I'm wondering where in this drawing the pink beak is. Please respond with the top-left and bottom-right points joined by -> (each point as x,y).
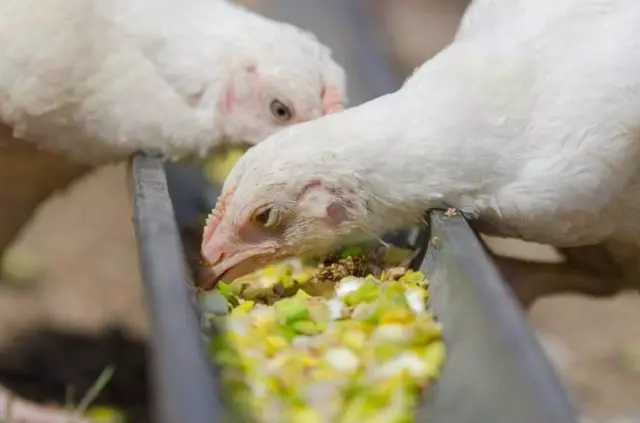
200,243 -> 268,290
322,85 -> 344,114
200,219 -> 275,290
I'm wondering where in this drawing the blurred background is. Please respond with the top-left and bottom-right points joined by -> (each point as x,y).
0,1 -> 639,422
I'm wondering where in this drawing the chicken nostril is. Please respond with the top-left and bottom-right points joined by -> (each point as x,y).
201,249 -> 225,267
211,251 -> 225,266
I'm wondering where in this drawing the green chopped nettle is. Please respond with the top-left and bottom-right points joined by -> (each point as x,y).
340,244 -> 366,259
275,297 -> 310,324
199,246 -> 445,423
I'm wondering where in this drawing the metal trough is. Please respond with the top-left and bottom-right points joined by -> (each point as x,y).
130,1 -> 580,422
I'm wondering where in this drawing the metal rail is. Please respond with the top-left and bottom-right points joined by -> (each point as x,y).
419,212 -> 578,423
131,153 -> 226,423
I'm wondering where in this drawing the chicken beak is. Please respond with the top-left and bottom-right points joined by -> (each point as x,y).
200,237 -> 273,290
321,85 -> 344,115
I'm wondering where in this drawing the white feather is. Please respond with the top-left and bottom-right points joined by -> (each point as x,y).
0,0 -> 346,164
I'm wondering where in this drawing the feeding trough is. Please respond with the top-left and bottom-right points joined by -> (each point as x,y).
130,1 -> 580,422
132,156 -> 578,423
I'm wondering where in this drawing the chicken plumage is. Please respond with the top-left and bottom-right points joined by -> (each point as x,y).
201,0 -> 640,305
0,0 -> 346,163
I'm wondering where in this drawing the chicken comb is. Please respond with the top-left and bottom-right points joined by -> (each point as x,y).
322,85 -> 343,114
202,185 -> 236,249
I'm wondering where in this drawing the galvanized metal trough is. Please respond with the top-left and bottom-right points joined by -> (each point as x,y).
130,1 -> 580,422
131,157 -> 579,423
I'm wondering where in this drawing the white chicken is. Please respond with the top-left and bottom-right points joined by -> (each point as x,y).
200,0 -> 640,305
0,0 -> 346,269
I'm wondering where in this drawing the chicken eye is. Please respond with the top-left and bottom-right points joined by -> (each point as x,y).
269,99 -> 293,123
253,207 -> 280,228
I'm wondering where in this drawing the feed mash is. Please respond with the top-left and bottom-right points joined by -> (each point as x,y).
198,149 -> 445,422
198,255 -> 445,422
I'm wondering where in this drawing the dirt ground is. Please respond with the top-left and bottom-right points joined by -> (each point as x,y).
0,1 -> 639,423
0,164 -> 150,421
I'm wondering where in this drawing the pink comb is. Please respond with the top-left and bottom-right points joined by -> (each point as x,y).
322,85 -> 344,114
202,185 -> 236,250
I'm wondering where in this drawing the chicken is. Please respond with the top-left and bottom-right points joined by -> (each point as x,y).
200,0 -> 640,306
0,0 -> 346,162
0,0 -> 346,271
